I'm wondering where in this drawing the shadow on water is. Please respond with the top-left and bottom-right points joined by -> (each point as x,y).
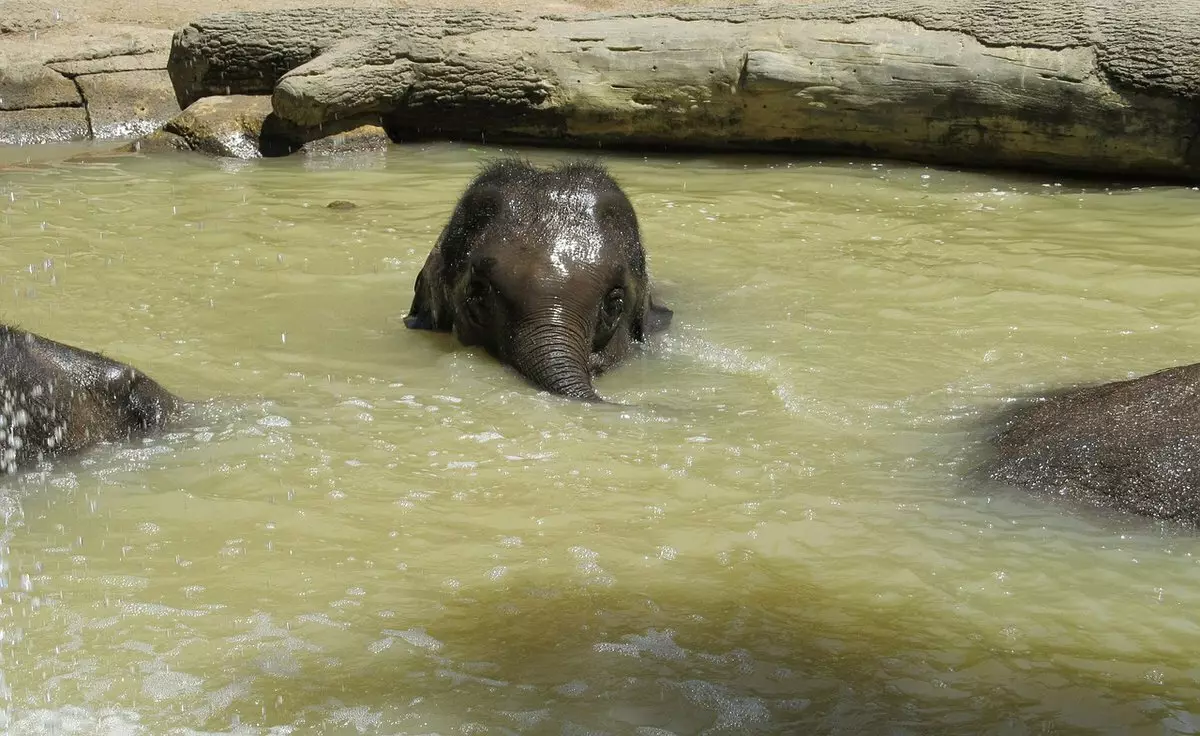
174,559 -> 1200,736
378,130 -> 1200,193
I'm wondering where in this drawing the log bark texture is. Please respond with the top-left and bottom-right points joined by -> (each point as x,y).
167,1 -> 1200,178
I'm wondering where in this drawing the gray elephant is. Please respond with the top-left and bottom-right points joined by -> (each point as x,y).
0,324 -> 180,474
404,159 -> 673,401
983,361 -> 1200,525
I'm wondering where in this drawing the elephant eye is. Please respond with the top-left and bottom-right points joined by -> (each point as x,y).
465,275 -> 494,325
602,287 -> 625,318
594,287 -> 626,349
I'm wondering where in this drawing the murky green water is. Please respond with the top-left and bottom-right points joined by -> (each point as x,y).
1,142 -> 1199,734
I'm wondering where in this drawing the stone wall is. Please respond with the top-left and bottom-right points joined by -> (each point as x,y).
0,23 -> 180,145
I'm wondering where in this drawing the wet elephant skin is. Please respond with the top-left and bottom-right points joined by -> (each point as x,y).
0,324 -> 181,474
984,361 -> 1200,525
405,159 -> 672,401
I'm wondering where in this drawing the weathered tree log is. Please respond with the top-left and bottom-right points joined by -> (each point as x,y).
166,2 -> 1200,179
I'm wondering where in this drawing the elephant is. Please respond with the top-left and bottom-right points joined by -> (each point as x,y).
0,324 -> 181,474
404,158 -> 673,401
982,361 -> 1200,525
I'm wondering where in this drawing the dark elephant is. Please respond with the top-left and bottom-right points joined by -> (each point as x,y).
405,159 -> 673,401
983,361 -> 1200,524
0,324 -> 180,474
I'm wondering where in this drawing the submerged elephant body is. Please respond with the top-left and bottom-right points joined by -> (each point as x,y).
405,159 -> 672,400
984,361 -> 1200,524
0,325 -> 180,473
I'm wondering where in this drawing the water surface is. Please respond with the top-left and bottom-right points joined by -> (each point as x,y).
1,143 -> 1200,734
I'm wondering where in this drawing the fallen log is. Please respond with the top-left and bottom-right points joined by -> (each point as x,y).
165,1 -> 1200,180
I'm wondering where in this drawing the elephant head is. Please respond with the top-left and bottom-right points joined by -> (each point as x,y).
405,158 -> 672,401
0,325 -> 181,473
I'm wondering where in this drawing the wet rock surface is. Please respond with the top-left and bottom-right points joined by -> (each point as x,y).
0,23 -> 179,144
5,0 -> 1200,181
76,69 -> 181,140
0,0 -> 403,148
160,1 -> 1200,181
0,108 -> 90,146
0,0 -> 707,150
134,94 -> 274,158
129,94 -> 393,158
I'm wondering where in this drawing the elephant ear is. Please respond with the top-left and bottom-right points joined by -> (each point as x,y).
633,291 -> 673,341
404,270 -> 435,330
404,251 -> 447,331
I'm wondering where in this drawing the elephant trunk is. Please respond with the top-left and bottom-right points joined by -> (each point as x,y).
510,316 -> 601,402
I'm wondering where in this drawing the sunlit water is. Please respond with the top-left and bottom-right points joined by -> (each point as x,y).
1,142 -> 1199,735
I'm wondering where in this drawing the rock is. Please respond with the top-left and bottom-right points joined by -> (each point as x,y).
166,2 -> 1200,181
0,22 -> 175,145
0,26 -> 175,70
155,94 -> 276,158
167,7 -> 535,109
0,54 -> 178,144
297,120 -> 390,156
0,1 -> 69,35
50,52 -> 166,76
0,63 -> 80,110
63,149 -> 144,165
133,95 -> 392,159
0,107 -> 89,145
76,69 -> 181,139
326,200 -> 357,210
127,129 -> 191,153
